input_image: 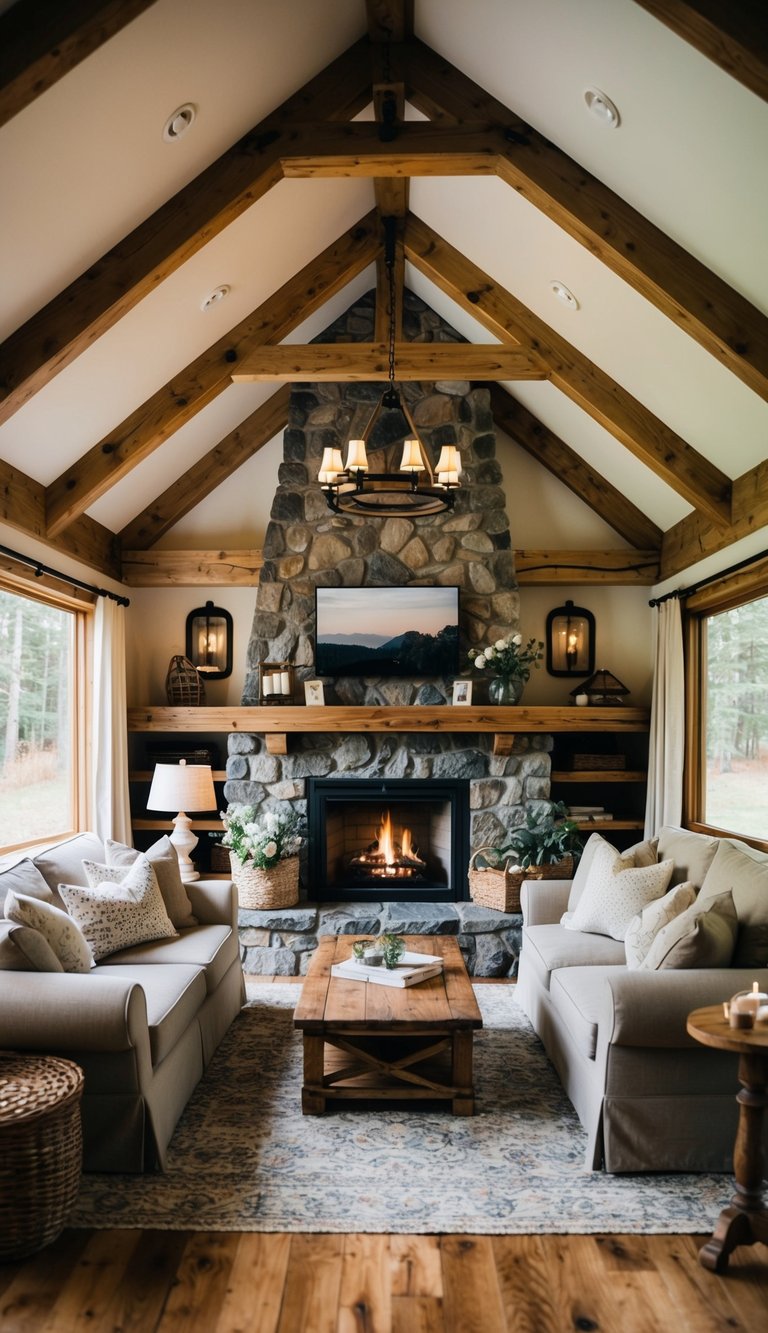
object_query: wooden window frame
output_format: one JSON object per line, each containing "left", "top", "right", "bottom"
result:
{"left": 683, "top": 556, "right": 768, "bottom": 853}
{"left": 0, "top": 570, "right": 93, "bottom": 855}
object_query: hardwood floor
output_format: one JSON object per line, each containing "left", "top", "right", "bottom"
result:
{"left": 1, "top": 1229, "right": 766, "bottom": 1331}
{"left": 2, "top": 979, "right": 765, "bottom": 1331}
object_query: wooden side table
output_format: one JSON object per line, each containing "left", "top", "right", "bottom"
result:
{"left": 687, "top": 1005, "right": 768, "bottom": 1273}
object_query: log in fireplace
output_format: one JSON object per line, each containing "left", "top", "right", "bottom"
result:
{"left": 306, "top": 778, "right": 470, "bottom": 902}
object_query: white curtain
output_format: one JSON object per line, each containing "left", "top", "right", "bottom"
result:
{"left": 644, "top": 598, "right": 685, "bottom": 837}
{"left": 92, "top": 597, "right": 132, "bottom": 844}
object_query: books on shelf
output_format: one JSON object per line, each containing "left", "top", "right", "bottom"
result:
{"left": 331, "top": 950, "right": 444, "bottom": 988}
{"left": 569, "top": 811, "right": 614, "bottom": 823}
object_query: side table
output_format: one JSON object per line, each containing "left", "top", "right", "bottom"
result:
{"left": 0, "top": 1052, "right": 84, "bottom": 1262}
{"left": 686, "top": 1005, "right": 768, "bottom": 1273}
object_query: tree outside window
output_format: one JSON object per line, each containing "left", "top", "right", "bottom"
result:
{"left": 703, "top": 594, "right": 768, "bottom": 839}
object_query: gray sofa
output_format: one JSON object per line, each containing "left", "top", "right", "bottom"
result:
{"left": 516, "top": 825, "right": 768, "bottom": 1173}
{"left": 0, "top": 832, "right": 245, "bottom": 1172}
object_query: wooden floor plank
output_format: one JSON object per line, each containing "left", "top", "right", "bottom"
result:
{"left": 492, "top": 1234, "right": 564, "bottom": 1332}
{"left": 440, "top": 1236, "right": 507, "bottom": 1333}
{"left": 392, "top": 1294, "right": 446, "bottom": 1333}
{"left": 155, "top": 1232, "right": 241, "bottom": 1333}
{"left": 40, "top": 1228, "right": 143, "bottom": 1332}
{"left": 214, "top": 1233, "right": 290, "bottom": 1333}
{"left": 390, "top": 1235, "right": 443, "bottom": 1298}
{"left": 338, "top": 1234, "right": 392, "bottom": 1333}
{"left": 100, "top": 1230, "right": 190, "bottom": 1333}
{"left": 649, "top": 1233, "right": 762, "bottom": 1332}
{"left": 276, "top": 1235, "right": 344, "bottom": 1333}
{"left": 0, "top": 1228, "right": 90, "bottom": 1332}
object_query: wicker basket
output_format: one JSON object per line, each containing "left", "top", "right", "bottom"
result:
{"left": 468, "top": 850, "right": 575, "bottom": 914}
{"left": 230, "top": 853, "right": 300, "bottom": 909}
{"left": 165, "top": 654, "right": 206, "bottom": 706}
{"left": 0, "top": 1053, "right": 84, "bottom": 1261}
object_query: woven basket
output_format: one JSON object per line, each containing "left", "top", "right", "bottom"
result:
{"left": 468, "top": 850, "right": 575, "bottom": 914}
{"left": 0, "top": 1053, "right": 84, "bottom": 1261}
{"left": 165, "top": 655, "right": 206, "bottom": 706}
{"left": 230, "top": 853, "right": 300, "bottom": 909}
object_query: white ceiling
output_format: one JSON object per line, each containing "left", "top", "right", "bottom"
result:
{"left": 1, "top": 0, "right": 767, "bottom": 563}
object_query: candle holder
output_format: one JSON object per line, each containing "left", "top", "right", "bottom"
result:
{"left": 727, "top": 984, "right": 768, "bottom": 1029}
{"left": 258, "top": 661, "right": 294, "bottom": 704}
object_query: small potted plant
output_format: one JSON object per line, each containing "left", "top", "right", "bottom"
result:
{"left": 468, "top": 802, "right": 580, "bottom": 913}
{"left": 221, "top": 804, "right": 304, "bottom": 910}
{"left": 380, "top": 933, "right": 406, "bottom": 969}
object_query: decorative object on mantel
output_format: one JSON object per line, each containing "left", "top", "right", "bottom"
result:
{"left": 221, "top": 804, "right": 303, "bottom": 908}
{"left": 545, "top": 600, "right": 595, "bottom": 677}
{"left": 147, "top": 759, "right": 218, "bottom": 883}
{"left": 452, "top": 679, "right": 472, "bottom": 705}
{"left": 468, "top": 802, "right": 579, "bottom": 913}
{"left": 318, "top": 217, "right": 462, "bottom": 517}
{"left": 570, "top": 668, "right": 629, "bottom": 706}
{"left": 259, "top": 661, "right": 294, "bottom": 704}
{"left": 304, "top": 680, "right": 325, "bottom": 706}
{"left": 468, "top": 632, "right": 544, "bottom": 704}
{"left": 165, "top": 654, "right": 205, "bottom": 705}
{"left": 185, "top": 601, "right": 233, "bottom": 680}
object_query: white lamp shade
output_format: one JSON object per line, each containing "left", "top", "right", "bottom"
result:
{"left": 318, "top": 447, "right": 344, "bottom": 484}
{"left": 147, "top": 760, "right": 217, "bottom": 813}
{"left": 399, "top": 439, "right": 424, "bottom": 472}
{"left": 435, "top": 445, "right": 461, "bottom": 478}
{"left": 345, "top": 439, "right": 368, "bottom": 471}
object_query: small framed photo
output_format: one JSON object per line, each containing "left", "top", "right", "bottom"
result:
{"left": 452, "top": 679, "right": 472, "bottom": 706}
{"left": 304, "top": 679, "right": 325, "bottom": 706}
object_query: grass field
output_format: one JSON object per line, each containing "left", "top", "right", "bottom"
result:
{"left": 705, "top": 753, "right": 768, "bottom": 837}
{"left": 0, "top": 773, "right": 69, "bottom": 847}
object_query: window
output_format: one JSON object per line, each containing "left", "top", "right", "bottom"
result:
{"left": 685, "top": 567, "right": 768, "bottom": 849}
{"left": 0, "top": 580, "right": 89, "bottom": 852}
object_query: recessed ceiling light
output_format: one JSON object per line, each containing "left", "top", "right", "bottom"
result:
{"left": 163, "top": 103, "right": 197, "bottom": 142}
{"left": 550, "top": 281, "right": 580, "bottom": 311}
{"left": 584, "top": 88, "right": 620, "bottom": 129}
{"left": 201, "top": 285, "right": 231, "bottom": 312}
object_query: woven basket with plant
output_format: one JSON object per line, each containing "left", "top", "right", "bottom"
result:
{"left": 468, "top": 802, "right": 579, "bottom": 914}
{"left": 222, "top": 804, "right": 304, "bottom": 909}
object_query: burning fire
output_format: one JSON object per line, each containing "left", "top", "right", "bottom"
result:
{"left": 351, "top": 810, "right": 426, "bottom": 879}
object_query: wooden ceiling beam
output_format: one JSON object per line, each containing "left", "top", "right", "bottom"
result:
{"left": 660, "top": 458, "right": 768, "bottom": 581}
{"left": 406, "top": 213, "right": 733, "bottom": 528}
{"left": 633, "top": 0, "right": 768, "bottom": 103}
{"left": 0, "top": 459, "right": 120, "bottom": 578}
{"left": 406, "top": 38, "right": 768, "bottom": 404}
{"left": 119, "top": 386, "right": 290, "bottom": 551}
{"left": 366, "top": 0, "right": 414, "bottom": 43}
{"left": 278, "top": 121, "right": 501, "bottom": 178}
{"left": 231, "top": 344, "right": 547, "bottom": 382}
{"left": 515, "top": 550, "right": 660, "bottom": 585}
{"left": 121, "top": 550, "right": 264, "bottom": 587}
{"left": 44, "top": 212, "right": 379, "bottom": 538}
{"left": 488, "top": 385, "right": 664, "bottom": 552}
{"left": 0, "top": 38, "right": 373, "bottom": 426}
{"left": 0, "top": 0, "right": 158, "bottom": 128}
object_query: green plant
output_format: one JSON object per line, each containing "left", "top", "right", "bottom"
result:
{"left": 221, "top": 804, "right": 303, "bottom": 869}
{"left": 467, "top": 633, "right": 544, "bottom": 683}
{"left": 380, "top": 933, "right": 406, "bottom": 969}
{"left": 477, "top": 802, "right": 580, "bottom": 870}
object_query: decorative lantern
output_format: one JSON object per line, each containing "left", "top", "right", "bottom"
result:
{"left": 546, "top": 600, "right": 595, "bottom": 677}
{"left": 185, "top": 602, "right": 233, "bottom": 680}
{"left": 570, "top": 669, "right": 629, "bottom": 706}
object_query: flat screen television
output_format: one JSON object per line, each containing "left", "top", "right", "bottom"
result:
{"left": 315, "top": 586, "right": 460, "bottom": 677}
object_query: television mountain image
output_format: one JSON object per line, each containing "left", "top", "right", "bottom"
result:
{"left": 317, "top": 624, "right": 459, "bottom": 677}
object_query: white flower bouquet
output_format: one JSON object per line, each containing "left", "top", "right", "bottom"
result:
{"left": 468, "top": 632, "right": 544, "bottom": 683}
{"left": 221, "top": 805, "right": 303, "bottom": 869}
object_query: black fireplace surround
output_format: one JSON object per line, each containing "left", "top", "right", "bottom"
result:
{"left": 307, "top": 777, "right": 470, "bottom": 903}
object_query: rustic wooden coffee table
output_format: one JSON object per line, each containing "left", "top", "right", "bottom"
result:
{"left": 293, "top": 935, "right": 483, "bottom": 1115}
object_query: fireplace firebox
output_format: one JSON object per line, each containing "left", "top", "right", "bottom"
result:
{"left": 306, "top": 778, "right": 469, "bottom": 902}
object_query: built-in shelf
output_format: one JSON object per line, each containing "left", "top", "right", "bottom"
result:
{"left": 132, "top": 818, "right": 223, "bottom": 832}
{"left": 129, "top": 770, "right": 228, "bottom": 782}
{"left": 551, "top": 771, "right": 647, "bottom": 783}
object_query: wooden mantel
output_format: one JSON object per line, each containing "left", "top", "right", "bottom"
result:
{"left": 127, "top": 704, "right": 650, "bottom": 756}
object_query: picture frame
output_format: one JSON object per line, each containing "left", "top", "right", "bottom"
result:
{"left": 304, "top": 679, "right": 325, "bottom": 706}
{"left": 452, "top": 679, "right": 472, "bottom": 706}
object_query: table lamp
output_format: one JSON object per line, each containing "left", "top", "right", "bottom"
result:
{"left": 146, "top": 759, "right": 217, "bottom": 882}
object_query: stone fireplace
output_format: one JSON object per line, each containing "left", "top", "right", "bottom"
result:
{"left": 225, "top": 288, "right": 554, "bottom": 975}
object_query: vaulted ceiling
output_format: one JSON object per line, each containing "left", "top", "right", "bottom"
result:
{"left": 1, "top": 0, "right": 766, "bottom": 592}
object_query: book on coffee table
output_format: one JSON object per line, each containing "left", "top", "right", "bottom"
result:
{"left": 331, "top": 950, "right": 444, "bottom": 988}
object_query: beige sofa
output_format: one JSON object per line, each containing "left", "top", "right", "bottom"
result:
{"left": 516, "top": 825, "right": 768, "bottom": 1173}
{"left": 0, "top": 833, "right": 244, "bottom": 1172}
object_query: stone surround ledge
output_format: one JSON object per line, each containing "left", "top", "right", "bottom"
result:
{"left": 239, "top": 900, "right": 522, "bottom": 978}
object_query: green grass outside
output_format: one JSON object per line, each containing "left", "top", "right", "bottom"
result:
{"left": 0, "top": 774, "right": 70, "bottom": 847}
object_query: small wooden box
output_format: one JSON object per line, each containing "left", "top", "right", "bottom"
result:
{"left": 258, "top": 661, "right": 294, "bottom": 704}
{"left": 571, "top": 753, "right": 626, "bottom": 770}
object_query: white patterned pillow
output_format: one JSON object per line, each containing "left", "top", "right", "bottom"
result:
{"left": 561, "top": 838, "right": 675, "bottom": 941}
{"left": 59, "top": 855, "right": 177, "bottom": 962}
{"left": 639, "top": 890, "right": 737, "bottom": 970}
{"left": 4, "top": 890, "right": 93, "bottom": 972}
{"left": 625, "top": 882, "right": 697, "bottom": 968}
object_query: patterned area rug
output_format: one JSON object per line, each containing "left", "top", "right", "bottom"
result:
{"left": 70, "top": 983, "right": 730, "bottom": 1234}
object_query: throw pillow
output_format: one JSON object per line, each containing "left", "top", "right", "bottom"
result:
{"left": 656, "top": 826, "right": 720, "bottom": 888}
{"left": 624, "top": 881, "right": 697, "bottom": 968}
{"left": 696, "top": 839, "right": 768, "bottom": 967}
{"left": 0, "top": 920, "right": 64, "bottom": 972}
{"left": 639, "top": 890, "right": 738, "bottom": 971}
{"left": 0, "top": 858, "right": 55, "bottom": 917}
{"left": 566, "top": 833, "right": 659, "bottom": 913}
{"left": 4, "top": 890, "right": 93, "bottom": 972}
{"left": 105, "top": 836, "right": 197, "bottom": 928}
{"left": 561, "top": 838, "right": 674, "bottom": 941}
{"left": 61, "top": 855, "right": 177, "bottom": 962}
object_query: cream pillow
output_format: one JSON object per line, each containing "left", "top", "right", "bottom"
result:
{"left": 639, "top": 890, "right": 738, "bottom": 971}
{"left": 624, "top": 882, "right": 697, "bottom": 968}
{"left": 105, "top": 836, "right": 197, "bottom": 928}
{"left": 4, "top": 890, "right": 93, "bottom": 973}
{"left": 562, "top": 838, "right": 674, "bottom": 941}
{"left": 566, "top": 833, "right": 659, "bottom": 913}
{"left": 696, "top": 839, "right": 768, "bottom": 967}
{"left": 0, "top": 920, "right": 64, "bottom": 972}
{"left": 60, "top": 854, "right": 177, "bottom": 962}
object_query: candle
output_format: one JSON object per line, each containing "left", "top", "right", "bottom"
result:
{"left": 280, "top": 671, "right": 291, "bottom": 695}
{"left": 756, "top": 1005, "right": 768, "bottom": 1025}
{"left": 575, "top": 693, "right": 588, "bottom": 707}
{"left": 262, "top": 673, "right": 274, "bottom": 696}
{"left": 732, "top": 982, "right": 768, "bottom": 1018}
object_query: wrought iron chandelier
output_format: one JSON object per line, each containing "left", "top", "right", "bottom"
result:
{"left": 319, "top": 218, "right": 462, "bottom": 517}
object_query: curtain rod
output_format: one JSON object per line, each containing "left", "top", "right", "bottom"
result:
{"left": 649, "top": 546, "right": 768, "bottom": 608}
{"left": 0, "top": 543, "right": 130, "bottom": 607}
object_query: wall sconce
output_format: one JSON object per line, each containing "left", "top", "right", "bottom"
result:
{"left": 185, "top": 601, "right": 233, "bottom": 680}
{"left": 546, "top": 600, "right": 595, "bottom": 677}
